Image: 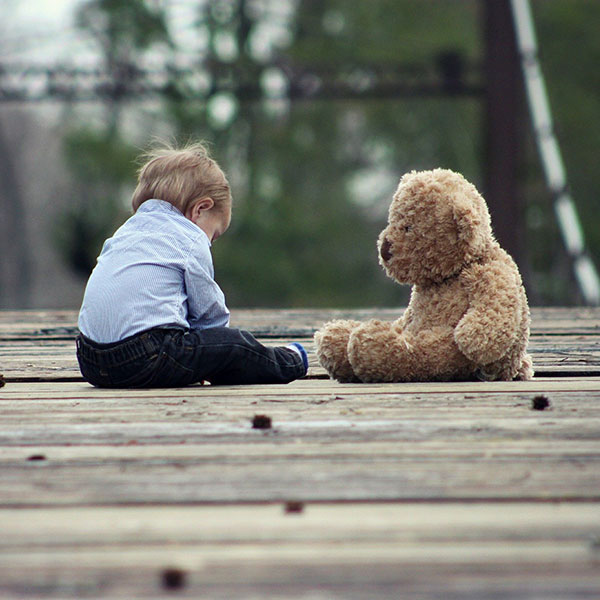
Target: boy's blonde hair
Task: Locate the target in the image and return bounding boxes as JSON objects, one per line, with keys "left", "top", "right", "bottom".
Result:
{"left": 132, "top": 141, "right": 231, "bottom": 215}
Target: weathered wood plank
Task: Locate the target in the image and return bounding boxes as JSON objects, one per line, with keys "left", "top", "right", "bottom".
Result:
{"left": 2, "top": 452, "right": 598, "bottom": 504}
{"left": 0, "top": 504, "right": 599, "bottom": 599}
{"left": 1, "top": 544, "right": 598, "bottom": 599}
{"left": 3, "top": 334, "right": 600, "bottom": 380}
{"left": 2, "top": 439, "right": 599, "bottom": 463}
{"left": 2, "top": 380, "right": 600, "bottom": 424}
{"left": 3, "top": 503, "right": 599, "bottom": 547}
{"left": 2, "top": 306, "right": 599, "bottom": 381}
{"left": 2, "top": 558, "right": 599, "bottom": 600}
{"left": 1, "top": 438, "right": 599, "bottom": 503}
{"left": 2, "top": 391, "right": 600, "bottom": 422}
{"left": 3, "top": 376, "right": 600, "bottom": 397}
{"left": 1, "top": 307, "right": 599, "bottom": 341}
{"left": 1, "top": 380, "right": 599, "bottom": 505}
{"left": 1, "top": 308, "right": 599, "bottom": 599}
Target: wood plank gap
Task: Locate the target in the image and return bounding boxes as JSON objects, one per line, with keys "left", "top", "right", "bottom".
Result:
{"left": 2, "top": 497, "right": 600, "bottom": 510}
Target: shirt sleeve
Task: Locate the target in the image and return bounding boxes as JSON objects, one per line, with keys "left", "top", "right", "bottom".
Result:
{"left": 184, "top": 238, "right": 230, "bottom": 330}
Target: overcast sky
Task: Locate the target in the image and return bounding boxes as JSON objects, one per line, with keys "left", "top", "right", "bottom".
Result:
{"left": 12, "top": 0, "right": 80, "bottom": 32}
{"left": 4, "top": 0, "right": 82, "bottom": 61}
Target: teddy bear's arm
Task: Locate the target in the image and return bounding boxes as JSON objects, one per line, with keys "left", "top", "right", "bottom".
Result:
{"left": 454, "top": 261, "right": 522, "bottom": 366}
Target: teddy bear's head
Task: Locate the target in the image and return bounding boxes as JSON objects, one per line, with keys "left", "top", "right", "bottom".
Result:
{"left": 378, "top": 168, "right": 494, "bottom": 285}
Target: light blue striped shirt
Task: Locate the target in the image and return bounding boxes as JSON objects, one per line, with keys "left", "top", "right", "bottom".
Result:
{"left": 78, "top": 199, "right": 230, "bottom": 343}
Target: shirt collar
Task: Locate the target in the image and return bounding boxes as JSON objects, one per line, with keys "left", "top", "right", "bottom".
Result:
{"left": 138, "top": 198, "right": 184, "bottom": 216}
{"left": 138, "top": 199, "right": 212, "bottom": 246}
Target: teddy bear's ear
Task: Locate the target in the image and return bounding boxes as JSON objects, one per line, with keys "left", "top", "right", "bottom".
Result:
{"left": 452, "top": 197, "right": 478, "bottom": 240}
{"left": 452, "top": 196, "right": 489, "bottom": 257}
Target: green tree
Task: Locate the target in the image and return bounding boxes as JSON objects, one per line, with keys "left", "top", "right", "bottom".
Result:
{"left": 164, "top": 0, "right": 482, "bottom": 307}
{"left": 54, "top": 128, "right": 138, "bottom": 276}
{"left": 54, "top": 0, "right": 170, "bottom": 276}
{"left": 56, "top": 0, "right": 599, "bottom": 306}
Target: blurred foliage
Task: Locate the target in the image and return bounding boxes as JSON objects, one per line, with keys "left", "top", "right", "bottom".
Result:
{"left": 75, "top": 0, "right": 171, "bottom": 60}
{"left": 53, "top": 128, "right": 138, "bottom": 276}
{"left": 55, "top": 0, "right": 600, "bottom": 306}
{"left": 291, "top": 0, "right": 480, "bottom": 63}
{"left": 54, "top": 0, "right": 170, "bottom": 276}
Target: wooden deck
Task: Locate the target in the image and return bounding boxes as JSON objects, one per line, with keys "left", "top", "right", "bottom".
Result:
{"left": 1, "top": 307, "right": 600, "bottom": 599}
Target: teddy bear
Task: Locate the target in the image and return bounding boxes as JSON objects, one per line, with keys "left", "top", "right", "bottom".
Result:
{"left": 314, "top": 168, "right": 533, "bottom": 383}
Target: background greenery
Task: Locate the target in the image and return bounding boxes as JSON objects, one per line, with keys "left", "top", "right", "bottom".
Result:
{"left": 54, "top": 0, "right": 600, "bottom": 307}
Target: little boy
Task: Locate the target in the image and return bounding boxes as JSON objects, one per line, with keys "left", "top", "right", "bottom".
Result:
{"left": 76, "top": 142, "right": 308, "bottom": 388}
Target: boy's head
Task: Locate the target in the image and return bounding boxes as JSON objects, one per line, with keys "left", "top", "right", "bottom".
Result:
{"left": 132, "top": 141, "right": 232, "bottom": 224}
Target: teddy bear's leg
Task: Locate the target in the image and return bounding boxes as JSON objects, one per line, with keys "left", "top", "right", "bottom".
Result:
{"left": 348, "top": 321, "right": 469, "bottom": 383}
{"left": 347, "top": 320, "right": 407, "bottom": 382}
{"left": 314, "top": 320, "right": 362, "bottom": 382}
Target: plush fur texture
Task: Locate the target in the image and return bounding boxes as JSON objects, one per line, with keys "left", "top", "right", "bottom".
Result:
{"left": 315, "top": 168, "right": 533, "bottom": 383}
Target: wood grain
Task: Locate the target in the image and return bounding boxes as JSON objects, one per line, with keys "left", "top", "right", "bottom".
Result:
{"left": 0, "top": 504, "right": 599, "bottom": 598}
{"left": 2, "top": 308, "right": 599, "bottom": 381}
{"left": 1, "top": 308, "right": 600, "bottom": 598}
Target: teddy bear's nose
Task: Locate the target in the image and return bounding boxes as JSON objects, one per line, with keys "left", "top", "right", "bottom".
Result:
{"left": 380, "top": 238, "right": 393, "bottom": 261}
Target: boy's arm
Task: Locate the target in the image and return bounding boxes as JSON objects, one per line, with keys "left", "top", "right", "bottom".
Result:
{"left": 184, "top": 247, "right": 230, "bottom": 329}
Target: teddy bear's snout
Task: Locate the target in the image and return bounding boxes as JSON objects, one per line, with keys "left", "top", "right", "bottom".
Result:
{"left": 380, "top": 237, "right": 393, "bottom": 262}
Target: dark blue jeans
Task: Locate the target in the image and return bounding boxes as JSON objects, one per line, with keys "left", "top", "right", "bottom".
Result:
{"left": 75, "top": 327, "right": 306, "bottom": 388}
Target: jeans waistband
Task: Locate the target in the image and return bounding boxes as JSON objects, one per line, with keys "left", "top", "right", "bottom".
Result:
{"left": 75, "top": 328, "right": 179, "bottom": 367}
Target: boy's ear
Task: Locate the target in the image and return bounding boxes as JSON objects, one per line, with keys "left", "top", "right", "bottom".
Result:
{"left": 187, "top": 197, "right": 214, "bottom": 220}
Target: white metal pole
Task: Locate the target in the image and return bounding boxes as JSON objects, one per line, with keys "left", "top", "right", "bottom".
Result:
{"left": 510, "top": 0, "right": 600, "bottom": 304}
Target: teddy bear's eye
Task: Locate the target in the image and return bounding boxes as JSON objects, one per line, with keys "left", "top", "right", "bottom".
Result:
{"left": 404, "top": 225, "right": 412, "bottom": 233}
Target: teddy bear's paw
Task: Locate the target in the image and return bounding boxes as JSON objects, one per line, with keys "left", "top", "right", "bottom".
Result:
{"left": 516, "top": 353, "right": 534, "bottom": 381}
{"left": 314, "top": 320, "right": 361, "bottom": 382}
{"left": 474, "top": 349, "right": 534, "bottom": 382}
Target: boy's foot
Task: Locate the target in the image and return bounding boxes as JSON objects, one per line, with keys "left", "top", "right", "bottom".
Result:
{"left": 286, "top": 342, "right": 308, "bottom": 373}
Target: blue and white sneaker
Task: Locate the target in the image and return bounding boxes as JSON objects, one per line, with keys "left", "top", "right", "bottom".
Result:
{"left": 286, "top": 342, "right": 308, "bottom": 373}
